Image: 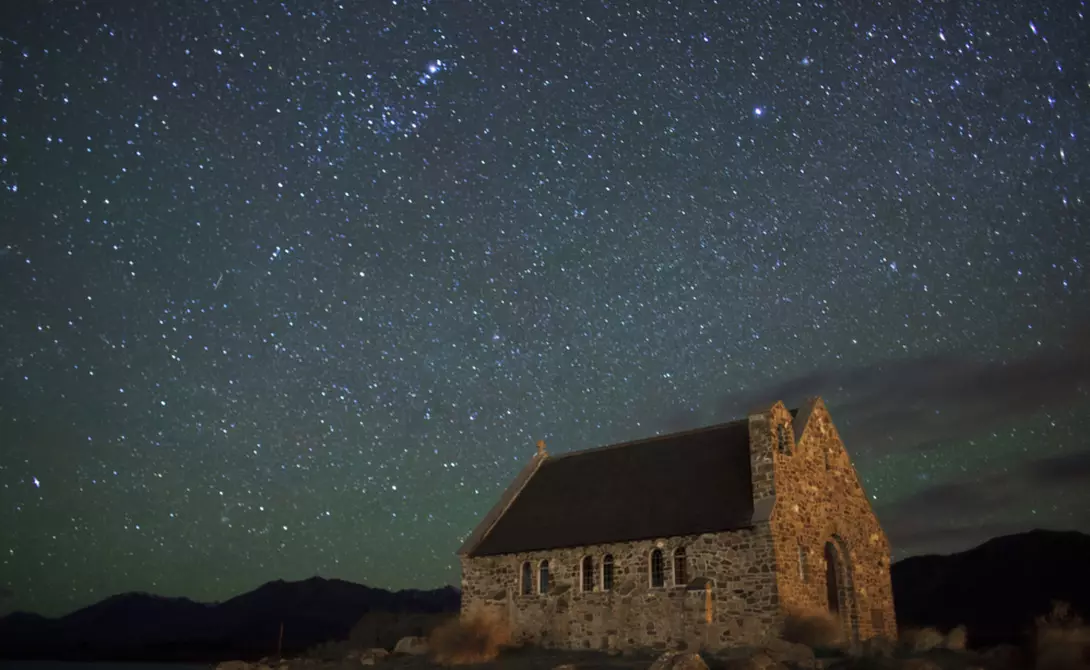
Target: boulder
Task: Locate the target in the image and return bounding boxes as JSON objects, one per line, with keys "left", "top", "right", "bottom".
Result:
{"left": 763, "top": 639, "right": 816, "bottom": 668}
{"left": 723, "top": 652, "right": 787, "bottom": 670}
{"left": 393, "top": 635, "right": 429, "bottom": 656}
{"left": 649, "top": 650, "right": 710, "bottom": 670}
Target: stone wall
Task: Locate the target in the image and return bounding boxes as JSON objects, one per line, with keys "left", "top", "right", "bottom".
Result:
{"left": 460, "top": 525, "right": 782, "bottom": 653}
{"left": 757, "top": 400, "right": 898, "bottom": 642}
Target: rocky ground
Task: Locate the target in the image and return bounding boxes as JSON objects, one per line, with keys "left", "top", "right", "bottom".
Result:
{"left": 216, "top": 635, "right": 1040, "bottom": 670}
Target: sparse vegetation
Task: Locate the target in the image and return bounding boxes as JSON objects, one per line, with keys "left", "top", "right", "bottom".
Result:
{"left": 428, "top": 604, "right": 513, "bottom": 665}
{"left": 899, "top": 626, "right": 945, "bottom": 653}
{"left": 943, "top": 625, "right": 967, "bottom": 651}
{"left": 1033, "top": 601, "right": 1090, "bottom": 670}
{"left": 781, "top": 606, "right": 843, "bottom": 650}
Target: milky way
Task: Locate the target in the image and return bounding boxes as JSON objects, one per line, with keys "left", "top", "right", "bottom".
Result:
{"left": 1, "top": 1, "right": 1088, "bottom": 616}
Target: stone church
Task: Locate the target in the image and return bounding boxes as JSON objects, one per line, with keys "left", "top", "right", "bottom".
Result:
{"left": 457, "top": 398, "right": 897, "bottom": 652}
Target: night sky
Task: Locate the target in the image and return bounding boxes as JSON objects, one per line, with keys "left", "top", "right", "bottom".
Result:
{"left": 2, "top": 0, "right": 1089, "bottom": 618}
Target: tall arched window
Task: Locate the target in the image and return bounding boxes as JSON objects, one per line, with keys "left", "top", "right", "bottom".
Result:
{"left": 539, "top": 560, "right": 550, "bottom": 594}
{"left": 602, "top": 554, "right": 614, "bottom": 591}
{"left": 673, "top": 546, "right": 688, "bottom": 586}
{"left": 581, "top": 555, "right": 595, "bottom": 592}
{"left": 520, "top": 561, "right": 532, "bottom": 595}
{"left": 777, "top": 424, "right": 791, "bottom": 455}
{"left": 649, "top": 548, "right": 665, "bottom": 588}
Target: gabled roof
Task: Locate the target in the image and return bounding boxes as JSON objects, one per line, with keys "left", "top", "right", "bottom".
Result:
{"left": 463, "top": 419, "right": 755, "bottom": 557}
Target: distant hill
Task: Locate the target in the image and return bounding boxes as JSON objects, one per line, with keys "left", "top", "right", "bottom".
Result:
{"left": 0, "top": 577, "right": 460, "bottom": 662}
{"left": 891, "top": 528, "right": 1090, "bottom": 648}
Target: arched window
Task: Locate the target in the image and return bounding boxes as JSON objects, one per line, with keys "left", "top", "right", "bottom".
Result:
{"left": 649, "top": 548, "right": 665, "bottom": 588}
{"left": 777, "top": 424, "right": 791, "bottom": 455}
{"left": 581, "top": 555, "right": 595, "bottom": 592}
{"left": 602, "top": 554, "right": 614, "bottom": 592}
{"left": 521, "top": 561, "right": 532, "bottom": 595}
{"left": 673, "top": 546, "right": 688, "bottom": 586}
{"left": 539, "top": 560, "right": 550, "bottom": 594}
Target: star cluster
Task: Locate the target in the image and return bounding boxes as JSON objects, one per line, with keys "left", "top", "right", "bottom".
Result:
{"left": 1, "top": 0, "right": 1088, "bottom": 616}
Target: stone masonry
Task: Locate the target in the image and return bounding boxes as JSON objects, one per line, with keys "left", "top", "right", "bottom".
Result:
{"left": 757, "top": 400, "right": 898, "bottom": 641}
{"left": 460, "top": 527, "right": 779, "bottom": 652}
{"left": 459, "top": 398, "right": 897, "bottom": 653}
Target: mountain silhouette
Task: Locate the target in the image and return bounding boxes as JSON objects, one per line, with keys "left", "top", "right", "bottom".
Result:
{"left": 0, "top": 577, "right": 460, "bottom": 662}
{"left": 891, "top": 528, "right": 1090, "bottom": 648}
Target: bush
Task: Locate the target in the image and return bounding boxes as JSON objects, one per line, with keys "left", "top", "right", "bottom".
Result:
{"left": 1034, "top": 601, "right": 1090, "bottom": 670}
{"left": 944, "top": 625, "right": 967, "bottom": 651}
{"left": 429, "top": 604, "right": 512, "bottom": 665}
{"left": 781, "top": 607, "right": 843, "bottom": 649}
{"left": 899, "top": 627, "right": 944, "bottom": 652}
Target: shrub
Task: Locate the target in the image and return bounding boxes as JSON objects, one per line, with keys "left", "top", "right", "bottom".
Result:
{"left": 944, "top": 625, "right": 967, "bottom": 651}
{"left": 1034, "top": 601, "right": 1090, "bottom": 670}
{"left": 781, "top": 607, "right": 843, "bottom": 649}
{"left": 429, "top": 604, "right": 512, "bottom": 665}
{"left": 899, "top": 627, "right": 944, "bottom": 652}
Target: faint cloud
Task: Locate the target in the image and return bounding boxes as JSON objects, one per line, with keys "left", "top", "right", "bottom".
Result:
{"left": 876, "top": 449, "right": 1090, "bottom": 558}
{"left": 714, "top": 323, "right": 1090, "bottom": 460}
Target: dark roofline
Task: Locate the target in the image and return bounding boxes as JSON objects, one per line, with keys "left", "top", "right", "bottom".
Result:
{"left": 547, "top": 417, "right": 750, "bottom": 462}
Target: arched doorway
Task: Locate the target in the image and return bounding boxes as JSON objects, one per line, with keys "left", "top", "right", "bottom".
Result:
{"left": 823, "top": 538, "right": 859, "bottom": 643}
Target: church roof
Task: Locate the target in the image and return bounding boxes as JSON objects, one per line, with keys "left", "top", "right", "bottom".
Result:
{"left": 465, "top": 418, "right": 755, "bottom": 557}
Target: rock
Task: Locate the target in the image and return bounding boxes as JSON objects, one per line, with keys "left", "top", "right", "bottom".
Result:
{"left": 649, "top": 650, "right": 710, "bottom": 670}
{"left": 361, "top": 648, "right": 389, "bottom": 661}
{"left": 553, "top": 665, "right": 579, "bottom": 670}
{"left": 763, "top": 638, "right": 816, "bottom": 668}
{"left": 393, "top": 635, "right": 429, "bottom": 656}
{"left": 723, "top": 652, "right": 787, "bottom": 670}
{"left": 359, "top": 659, "right": 375, "bottom": 667}
{"left": 216, "top": 662, "right": 253, "bottom": 670}
{"left": 899, "top": 660, "right": 942, "bottom": 670}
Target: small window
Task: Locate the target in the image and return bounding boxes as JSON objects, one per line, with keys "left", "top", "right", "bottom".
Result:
{"left": 581, "top": 555, "right": 596, "bottom": 592}
{"left": 777, "top": 424, "right": 791, "bottom": 455}
{"left": 673, "top": 547, "right": 688, "bottom": 586}
{"left": 797, "top": 541, "right": 809, "bottom": 582}
{"left": 602, "top": 554, "right": 614, "bottom": 591}
{"left": 650, "top": 549, "right": 665, "bottom": 588}
{"left": 824, "top": 449, "right": 830, "bottom": 470}
{"left": 539, "top": 560, "right": 550, "bottom": 594}
{"left": 521, "top": 561, "right": 532, "bottom": 595}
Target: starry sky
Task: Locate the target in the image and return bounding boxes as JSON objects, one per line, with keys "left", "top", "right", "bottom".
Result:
{"left": 1, "top": 0, "right": 1088, "bottom": 618}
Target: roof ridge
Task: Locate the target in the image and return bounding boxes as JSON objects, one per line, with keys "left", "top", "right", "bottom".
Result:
{"left": 548, "top": 417, "right": 749, "bottom": 461}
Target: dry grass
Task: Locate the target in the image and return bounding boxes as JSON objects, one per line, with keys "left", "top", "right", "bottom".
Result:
{"left": 1033, "top": 601, "right": 1090, "bottom": 670}
{"left": 899, "top": 626, "right": 945, "bottom": 652}
{"left": 781, "top": 606, "right": 843, "bottom": 649}
{"left": 943, "top": 625, "right": 967, "bottom": 651}
{"left": 429, "top": 604, "right": 513, "bottom": 665}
